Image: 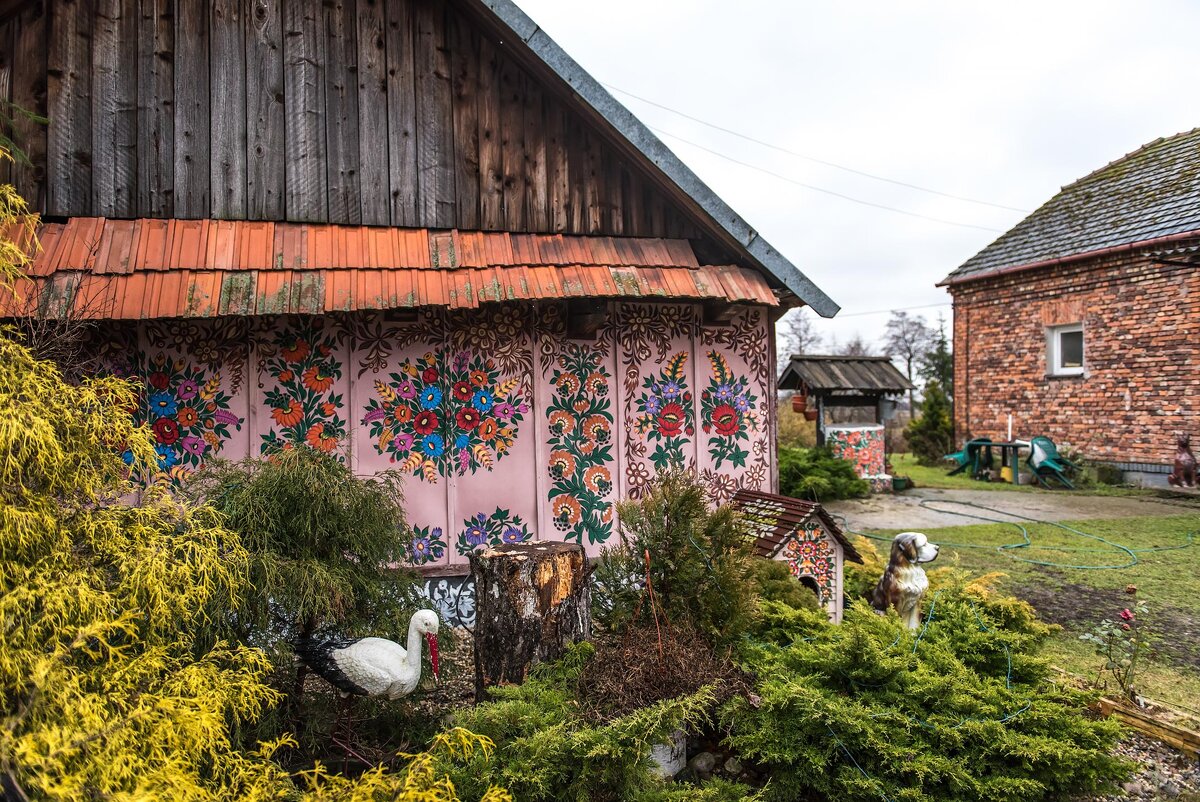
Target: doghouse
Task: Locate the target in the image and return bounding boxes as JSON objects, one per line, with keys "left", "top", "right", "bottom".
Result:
{"left": 731, "top": 489, "right": 862, "bottom": 623}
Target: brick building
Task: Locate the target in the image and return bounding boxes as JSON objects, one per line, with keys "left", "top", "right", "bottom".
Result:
{"left": 939, "top": 128, "right": 1200, "bottom": 481}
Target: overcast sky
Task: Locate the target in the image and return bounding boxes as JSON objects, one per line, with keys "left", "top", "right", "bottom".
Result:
{"left": 515, "top": 0, "right": 1200, "bottom": 354}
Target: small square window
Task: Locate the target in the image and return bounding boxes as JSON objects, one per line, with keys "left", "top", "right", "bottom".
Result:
{"left": 1047, "top": 324, "right": 1084, "bottom": 376}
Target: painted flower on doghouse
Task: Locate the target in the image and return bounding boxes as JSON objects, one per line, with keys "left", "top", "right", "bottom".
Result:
{"left": 784, "top": 525, "right": 834, "bottom": 601}
{"left": 633, "top": 352, "right": 694, "bottom": 470}
{"left": 363, "top": 348, "right": 526, "bottom": 482}
{"left": 261, "top": 319, "right": 346, "bottom": 458}
{"left": 545, "top": 343, "right": 615, "bottom": 545}
{"left": 407, "top": 524, "right": 447, "bottom": 567}
{"left": 128, "top": 353, "right": 244, "bottom": 482}
{"left": 699, "top": 350, "right": 759, "bottom": 469}
{"left": 455, "top": 508, "right": 532, "bottom": 556}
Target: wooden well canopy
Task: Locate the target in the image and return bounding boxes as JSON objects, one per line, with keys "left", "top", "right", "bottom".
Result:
{"left": 778, "top": 355, "right": 914, "bottom": 440}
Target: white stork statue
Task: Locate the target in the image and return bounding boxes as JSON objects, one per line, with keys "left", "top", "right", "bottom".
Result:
{"left": 297, "top": 609, "right": 441, "bottom": 699}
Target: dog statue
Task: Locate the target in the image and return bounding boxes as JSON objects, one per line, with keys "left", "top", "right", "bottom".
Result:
{"left": 1167, "top": 433, "right": 1197, "bottom": 488}
{"left": 870, "top": 532, "right": 940, "bottom": 629}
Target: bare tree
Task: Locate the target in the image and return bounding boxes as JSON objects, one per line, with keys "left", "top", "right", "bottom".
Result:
{"left": 883, "top": 311, "right": 933, "bottom": 411}
{"left": 776, "top": 307, "right": 823, "bottom": 356}
{"left": 834, "top": 333, "right": 874, "bottom": 357}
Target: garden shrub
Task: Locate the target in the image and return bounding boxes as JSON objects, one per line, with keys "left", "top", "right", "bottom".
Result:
{"left": 593, "top": 468, "right": 756, "bottom": 646}
{"left": 726, "top": 576, "right": 1128, "bottom": 802}
{"left": 905, "top": 380, "right": 955, "bottom": 466}
{"left": 776, "top": 446, "right": 869, "bottom": 501}
{"left": 749, "top": 559, "right": 821, "bottom": 613}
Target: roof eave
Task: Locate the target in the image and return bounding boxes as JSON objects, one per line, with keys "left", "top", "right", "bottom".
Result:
{"left": 468, "top": 0, "right": 840, "bottom": 318}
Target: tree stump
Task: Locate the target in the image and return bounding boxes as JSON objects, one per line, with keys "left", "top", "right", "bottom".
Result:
{"left": 469, "top": 541, "right": 591, "bottom": 700}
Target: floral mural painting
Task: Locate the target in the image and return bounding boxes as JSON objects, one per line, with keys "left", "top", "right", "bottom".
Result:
{"left": 134, "top": 353, "right": 244, "bottom": 482}
{"left": 784, "top": 525, "right": 835, "bottom": 603}
{"left": 362, "top": 349, "right": 527, "bottom": 482}
{"left": 825, "top": 426, "right": 886, "bottom": 478}
{"left": 454, "top": 508, "right": 533, "bottom": 556}
{"left": 407, "top": 524, "right": 448, "bottom": 567}
{"left": 700, "top": 350, "right": 759, "bottom": 469}
{"left": 260, "top": 319, "right": 346, "bottom": 456}
{"left": 546, "top": 343, "right": 615, "bottom": 545}
{"left": 632, "top": 352, "right": 694, "bottom": 471}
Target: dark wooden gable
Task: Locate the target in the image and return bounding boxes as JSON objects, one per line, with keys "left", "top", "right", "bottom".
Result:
{"left": 0, "top": 0, "right": 710, "bottom": 245}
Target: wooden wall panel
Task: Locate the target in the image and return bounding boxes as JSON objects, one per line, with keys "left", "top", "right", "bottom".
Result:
{"left": 0, "top": 19, "right": 13, "bottom": 186}
{"left": 11, "top": 1, "right": 49, "bottom": 212}
{"left": 24, "top": 0, "right": 716, "bottom": 251}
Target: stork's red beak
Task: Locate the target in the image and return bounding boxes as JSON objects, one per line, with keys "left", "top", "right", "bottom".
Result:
{"left": 425, "top": 632, "right": 440, "bottom": 681}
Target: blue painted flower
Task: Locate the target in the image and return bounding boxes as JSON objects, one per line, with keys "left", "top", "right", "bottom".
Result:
{"left": 420, "top": 386, "right": 443, "bottom": 409}
{"left": 472, "top": 389, "right": 494, "bottom": 413}
{"left": 455, "top": 433, "right": 469, "bottom": 449}
{"left": 715, "top": 383, "right": 734, "bottom": 402}
{"left": 154, "top": 443, "right": 178, "bottom": 470}
{"left": 148, "top": 391, "right": 177, "bottom": 418}
{"left": 502, "top": 526, "right": 524, "bottom": 544}
{"left": 734, "top": 395, "right": 750, "bottom": 413}
{"left": 662, "top": 381, "right": 682, "bottom": 399}
{"left": 412, "top": 536, "right": 431, "bottom": 560}
{"left": 645, "top": 396, "right": 662, "bottom": 415}
{"left": 465, "top": 514, "right": 488, "bottom": 547}
{"left": 421, "top": 433, "right": 445, "bottom": 457}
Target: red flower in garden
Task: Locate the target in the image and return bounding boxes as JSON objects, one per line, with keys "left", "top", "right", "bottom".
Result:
{"left": 452, "top": 381, "right": 474, "bottom": 401}
{"left": 281, "top": 339, "right": 310, "bottom": 362}
{"left": 657, "top": 402, "right": 686, "bottom": 437}
{"left": 1119, "top": 608, "right": 1135, "bottom": 622}
{"left": 153, "top": 417, "right": 180, "bottom": 445}
{"left": 712, "top": 404, "right": 740, "bottom": 437}
{"left": 421, "top": 367, "right": 438, "bottom": 384}
{"left": 148, "top": 371, "right": 169, "bottom": 390}
{"left": 456, "top": 407, "right": 481, "bottom": 431}
{"left": 302, "top": 366, "right": 334, "bottom": 392}
{"left": 414, "top": 410, "right": 439, "bottom": 435}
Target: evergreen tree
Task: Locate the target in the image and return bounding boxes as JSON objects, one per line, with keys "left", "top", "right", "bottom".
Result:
{"left": 919, "top": 316, "right": 954, "bottom": 399}
{"left": 905, "top": 379, "right": 955, "bottom": 465}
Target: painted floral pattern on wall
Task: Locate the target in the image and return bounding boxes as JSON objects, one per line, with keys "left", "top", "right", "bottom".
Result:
{"left": 260, "top": 319, "right": 346, "bottom": 456}
{"left": 546, "top": 343, "right": 615, "bottom": 545}
{"left": 454, "top": 508, "right": 533, "bottom": 556}
{"left": 632, "top": 352, "right": 694, "bottom": 470}
{"left": 825, "top": 426, "right": 886, "bottom": 478}
{"left": 133, "top": 353, "right": 243, "bottom": 482}
{"left": 407, "top": 524, "right": 448, "bottom": 567}
{"left": 700, "top": 350, "right": 760, "bottom": 469}
{"left": 784, "top": 524, "right": 835, "bottom": 603}
{"left": 362, "top": 349, "right": 527, "bottom": 482}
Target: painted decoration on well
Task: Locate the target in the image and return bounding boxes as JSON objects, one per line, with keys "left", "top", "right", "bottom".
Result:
{"left": 260, "top": 319, "right": 346, "bottom": 456}
{"left": 362, "top": 349, "right": 527, "bottom": 482}
{"left": 825, "top": 425, "right": 886, "bottom": 478}
{"left": 407, "top": 524, "right": 448, "bottom": 567}
{"left": 632, "top": 352, "right": 694, "bottom": 470}
{"left": 546, "top": 343, "right": 615, "bottom": 545}
{"left": 700, "top": 350, "right": 759, "bottom": 469}
{"left": 454, "top": 508, "right": 533, "bottom": 556}
{"left": 135, "top": 353, "right": 244, "bottom": 481}
{"left": 785, "top": 524, "right": 835, "bottom": 603}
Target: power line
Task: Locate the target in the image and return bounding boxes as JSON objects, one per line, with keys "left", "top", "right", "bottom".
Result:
{"left": 836, "top": 301, "right": 952, "bottom": 318}
{"left": 604, "top": 82, "right": 1031, "bottom": 214}
{"left": 650, "top": 127, "right": 1005, "bottom": 233}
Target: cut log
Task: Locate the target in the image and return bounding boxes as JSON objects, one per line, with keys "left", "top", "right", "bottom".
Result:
{"left": 470, "top": 541, "right": 591, "bottom": 700}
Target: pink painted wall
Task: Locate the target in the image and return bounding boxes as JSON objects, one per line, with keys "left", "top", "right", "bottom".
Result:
{"left": 105, "top": 301, "right": 776, "bottom": 571}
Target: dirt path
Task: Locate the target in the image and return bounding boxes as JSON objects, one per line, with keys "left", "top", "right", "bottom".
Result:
{"left": 826, "top": 488, "right": 1189, "bottom": 531}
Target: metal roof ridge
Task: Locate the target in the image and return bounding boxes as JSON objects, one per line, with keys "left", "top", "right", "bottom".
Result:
{"left": 467, "top": 0, "right": 839, "bottom": 318}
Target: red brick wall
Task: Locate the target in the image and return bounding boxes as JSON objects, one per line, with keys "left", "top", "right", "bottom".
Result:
{"left": 948, "top": 246, "right": 1200, "bottom": 466}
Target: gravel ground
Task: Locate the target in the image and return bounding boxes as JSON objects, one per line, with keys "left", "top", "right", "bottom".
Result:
{"left": 1076, "top": 735, "right": 1200, "bottom": 801}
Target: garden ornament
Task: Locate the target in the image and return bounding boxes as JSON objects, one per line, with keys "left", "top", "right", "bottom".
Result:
{"left": 1166, "top": 432, "right": 1197, "bottom": 488}
{"left": 296, "top": 609, "right": 440, "bottom": 700}
{"left": 870, "top": 532, "right": 940, "bottom": 629}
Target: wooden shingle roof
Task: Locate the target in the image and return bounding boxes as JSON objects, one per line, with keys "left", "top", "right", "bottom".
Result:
{"left": 730, "top": 489, "right": 862, "bottom": 564}
{"left": 778, "top": 355, "right": 913, "bottom": 395}
{"left": 942, "top": 128, "right": 1200, "bottom": 285}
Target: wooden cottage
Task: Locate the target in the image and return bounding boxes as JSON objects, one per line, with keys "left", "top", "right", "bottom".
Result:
{"left": 0, "top": 0, "right": 837, "bottom": 625}
{"left": 731, "top": 489, "right": 862, "bottom": 623}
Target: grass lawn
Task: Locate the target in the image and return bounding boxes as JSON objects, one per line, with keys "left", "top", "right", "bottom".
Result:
{"left": 889, "top": 452, "right": 1036, "bottom": 492}
{"left": 855, "top": 513, "right": 1200, "bottom": 714}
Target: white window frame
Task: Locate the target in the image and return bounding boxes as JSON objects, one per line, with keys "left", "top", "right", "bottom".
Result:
{"left": 1047, "top": 323, "right": 1084, "bottom": 376}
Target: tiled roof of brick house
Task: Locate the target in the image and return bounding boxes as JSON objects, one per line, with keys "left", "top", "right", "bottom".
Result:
{"left": 941, "top": 127, "right": 1200, "bottom": 285}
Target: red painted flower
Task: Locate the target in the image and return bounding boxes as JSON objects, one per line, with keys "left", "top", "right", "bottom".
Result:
{"left": 153, "top": 417, "right": 180, "bottom": 445}
{"left": 657, "top": 402, "right": 686, "bottom": 437}
{"left": 278, "top": 369, "right": 294, "bottom": 383}
{"left": 281, "top": 338, "right": 310, "bottom": 362}
{"left": 549, "top": 450, "right": 577, "bottom": 479}
{"left": 452, "top": 381, "right": 474, "bottom": 401}
{"left": 456, "top": 407, "right": 481, "bottom": 431}
{"left": 302, "top": 366, "right": 334, "bottom": 392}
{"left": 712, "top": 404, "right": 740, "bottom": 437}
{"left": 552, "top": 495, "right": 583, "bottom": 528}
{"left": 414, "top": 410, "right": 439, "bottom": 435}
{"left": 177, "top": 406, "right": 199, "bottom": 428}
{"left": 470, "top": 369, "right": 489, "bottom": 387}
{"left": 271, "top": 399, "right": 304, "bottom": 427}
{"left": 147, "top": 371, "right": 170, "bottom": 390}
{"left": 305, "top": 422, "right": 338, "bottom": 452}
{"left": 321, "top": 401, "right": 337, "bottom": 417}
{"left": 421, "top": 367, "right": 438, "bottom": 384}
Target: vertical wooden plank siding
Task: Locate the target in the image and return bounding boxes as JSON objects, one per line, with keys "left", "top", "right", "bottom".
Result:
{"left": 385, "top": 0, "right": 418, "bottom": 227}
{"left": 136, "top": 0, "right": 172, "bottom": 217}
{"left": 522, "top": 80, "right": 547, "bottom": 232}
{"left": 12, "top": 1, "right": 49, "bottom": 211}
{"left": 413, "top": 0, "right": 454, "bottom": 228}
{"left": 497, "top": 57, "right": 524, "bottom": 231}
{"left": 284, "top": 0, "right": 328, "bottom": 222}
{"left": 210, "top": 0, "right": 247, "bottom": 219}
{"left": 91, "top": 0, "right": 136, "bottom": 217}
{"left": 449, "top": 11, "right": 479, "bottom": 230}
{"left": 173, "top": 0, "right": 209, "bottom": 217}
{"left": 324, "top": 0, "right": 360, "bottom": 225}
{"left": 0, "top": 20, "right": 13, "bottom": 186}
{"left": 245, "top": 0, "right": 284, "bottom": 219}
{"left": 47, "top": 0, "right": 93, "bottom": 216}
{"left": 355, "top": 0, "right": 390, "bottom": 226}
{"left": 544, "top": 103, "right": 568, "bottom": 232}
{"left": 476, "top": 34, "right": 502, "bottom": 230}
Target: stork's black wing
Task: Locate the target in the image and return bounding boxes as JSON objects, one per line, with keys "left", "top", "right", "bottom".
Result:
{"left": 295, "top": 635, "right": 369, "bottom": 696}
